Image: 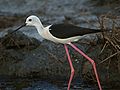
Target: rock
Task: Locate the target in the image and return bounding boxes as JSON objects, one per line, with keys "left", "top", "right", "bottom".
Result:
{"left": 0, "top": 30, "right": 82, "bottom": 81}
{"left": 0, "top": 29, "right": 104, "bottom": 83}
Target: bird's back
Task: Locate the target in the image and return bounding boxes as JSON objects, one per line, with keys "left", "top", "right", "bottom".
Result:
{"left": 49, "top": 24, "right": 101, "bottom": 39}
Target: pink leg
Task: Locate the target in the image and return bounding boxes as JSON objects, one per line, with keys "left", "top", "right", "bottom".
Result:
{"left": 68, "top": 43, "right": 102, "bottom": 90}
{"left": 64, "top": 44, "right": 75, "bottom": 90}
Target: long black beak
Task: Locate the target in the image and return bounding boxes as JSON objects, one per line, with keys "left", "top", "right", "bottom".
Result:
{"left": 9, "top": 23, "right": 26, "bottom": 34}
{"left": 1, "top": 23, "right": 26, "bottom": 44}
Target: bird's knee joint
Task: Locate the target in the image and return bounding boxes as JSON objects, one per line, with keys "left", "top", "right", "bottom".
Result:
{"left": 91, "top": 60, "right": 96, "bottom": 65}
{"left": 71, "top": 69, "right": 75, "bottom": 74}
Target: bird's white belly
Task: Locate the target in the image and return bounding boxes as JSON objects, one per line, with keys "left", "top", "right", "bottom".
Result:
{"left": 41, "top": 30, "right": 82, "bottom": 44}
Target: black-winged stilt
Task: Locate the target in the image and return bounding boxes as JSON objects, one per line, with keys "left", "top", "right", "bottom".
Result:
{"left": 11, "top": 15, "right": 102, "bottom": 90}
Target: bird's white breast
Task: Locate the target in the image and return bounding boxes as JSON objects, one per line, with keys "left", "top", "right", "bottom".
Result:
{"left": 41, "top": 29, "right": 82, "bottom": 44}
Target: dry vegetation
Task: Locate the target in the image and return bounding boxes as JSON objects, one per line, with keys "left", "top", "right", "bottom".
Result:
{"left": 98, "top": 15, "right": 120, "bottom": 72}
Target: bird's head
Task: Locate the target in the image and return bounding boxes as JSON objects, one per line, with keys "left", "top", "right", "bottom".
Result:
{"left": 25, "top": 15, "right": 41, "bottom": 27}
{"left": 8, "top": 15, "right": 43, "bottom": 35}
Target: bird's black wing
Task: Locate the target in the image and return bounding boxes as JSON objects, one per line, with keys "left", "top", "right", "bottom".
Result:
{"left": 49, "top": 24, "right": 101, "bottom": 39}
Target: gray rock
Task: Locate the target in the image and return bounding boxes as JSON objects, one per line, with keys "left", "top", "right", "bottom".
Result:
{"left": 0, "top": 29, "right": 103, "bottom": 82}
{"left": 0, "top": 31, "right": 83, "bottom": 80}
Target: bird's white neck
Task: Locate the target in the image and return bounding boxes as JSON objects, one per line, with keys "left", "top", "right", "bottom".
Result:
{"left": 35, "top": 21, "right": 45, "bottom": 36}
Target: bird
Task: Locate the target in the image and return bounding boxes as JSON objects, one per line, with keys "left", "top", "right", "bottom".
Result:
{"left": 10, "top": 15, "right": 102, "bottom": 90}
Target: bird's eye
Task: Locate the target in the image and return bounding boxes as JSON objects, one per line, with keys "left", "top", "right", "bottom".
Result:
{"left": 28, "top": 19, "right": 32, "bottom": 21}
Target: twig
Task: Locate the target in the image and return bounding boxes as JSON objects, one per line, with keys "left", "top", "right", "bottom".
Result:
{"left": 99, "top": 51, "right": 120, "bottom": 64}
{"left": 104, "top": 37, "right": 119, "bottom": 51}
{"left": 114, "top": 36, "right": 120, "bottom": 43}
{"left": 10, "top": 38, "right": 21, "bottom": 49}
{"left": 100, "top": 41, "right": 108, "bottom": 54}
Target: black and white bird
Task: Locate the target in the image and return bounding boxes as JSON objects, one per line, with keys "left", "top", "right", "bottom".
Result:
{"left": 26, "top": 16, "right": 101, "bottom": 44}
{"left": 11, "top": 15, "right": 102, "bottom": 90}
